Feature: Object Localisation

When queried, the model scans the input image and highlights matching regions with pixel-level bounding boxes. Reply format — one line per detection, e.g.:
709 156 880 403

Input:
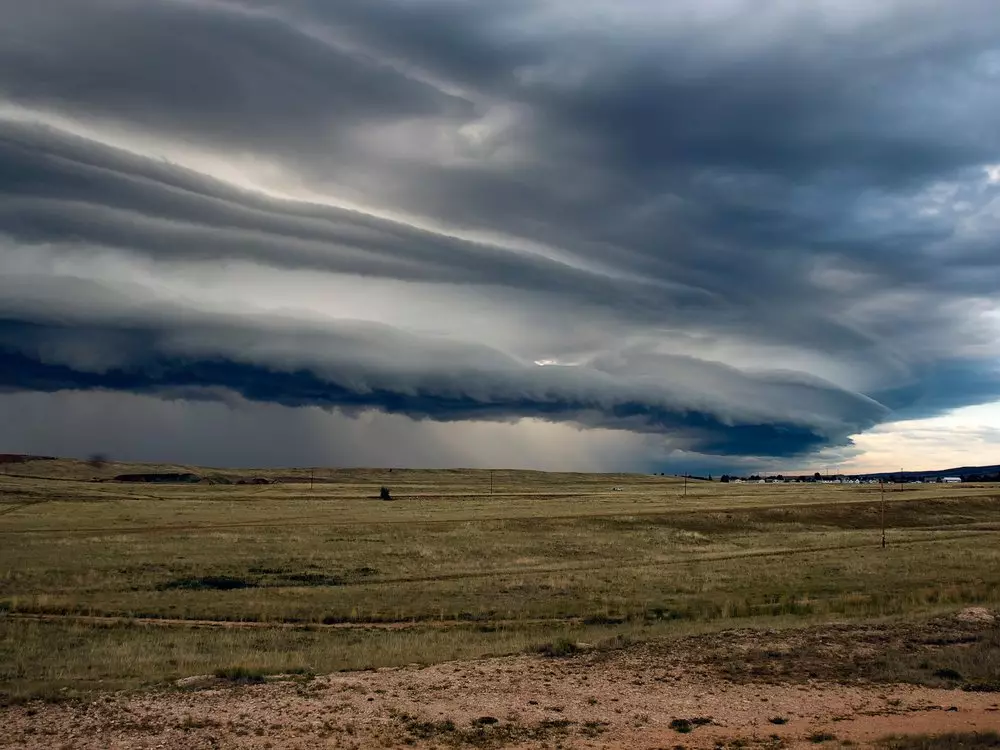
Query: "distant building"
941 476 962 483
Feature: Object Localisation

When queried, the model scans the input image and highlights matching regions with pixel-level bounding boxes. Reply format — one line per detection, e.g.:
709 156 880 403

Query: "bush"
809 732 837 743
933 668 963 681
213 666 266 684
379 486 392 500
534 638 580 657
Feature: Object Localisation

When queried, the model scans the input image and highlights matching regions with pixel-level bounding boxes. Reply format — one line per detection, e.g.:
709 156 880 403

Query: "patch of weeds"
0 687 81 707
160 575 254 591
646 605 681 621
580 721 610 737
597 633 636 652
534 637 580 657
933 668 963 681
963 681 1000 693
876 732 1000 749
397 713 574 747
213 666 267 685
671 717 712 734
178 715 218 731
715 737 788 749
808 732 837 743
538 719 574 731
282 572 344 586
582 613 626 625
400 716 457 739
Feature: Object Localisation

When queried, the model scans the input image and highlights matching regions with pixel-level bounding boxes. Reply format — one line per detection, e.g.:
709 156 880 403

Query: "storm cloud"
1 0 998 468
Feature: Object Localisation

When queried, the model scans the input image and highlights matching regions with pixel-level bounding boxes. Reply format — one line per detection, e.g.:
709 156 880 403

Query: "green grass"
2 457 999 701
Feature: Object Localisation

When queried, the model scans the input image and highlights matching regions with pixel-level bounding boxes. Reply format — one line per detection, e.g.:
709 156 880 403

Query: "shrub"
213 666 266 684
809 732 837 743
933 668 963 681
535 638 580 657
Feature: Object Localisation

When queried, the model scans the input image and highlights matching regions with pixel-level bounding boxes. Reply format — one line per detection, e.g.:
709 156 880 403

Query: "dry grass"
632 612 1000 693
2 456 999 702
877 732 1000 748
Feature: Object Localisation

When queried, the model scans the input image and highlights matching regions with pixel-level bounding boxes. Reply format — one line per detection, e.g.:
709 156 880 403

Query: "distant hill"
852 464 1000 481
0 454 682 486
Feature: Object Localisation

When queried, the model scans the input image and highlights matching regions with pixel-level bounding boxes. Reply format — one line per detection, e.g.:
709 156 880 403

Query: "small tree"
379 486 392 501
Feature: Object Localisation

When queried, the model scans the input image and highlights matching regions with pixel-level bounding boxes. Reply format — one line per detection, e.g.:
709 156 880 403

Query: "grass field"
2 457 999 704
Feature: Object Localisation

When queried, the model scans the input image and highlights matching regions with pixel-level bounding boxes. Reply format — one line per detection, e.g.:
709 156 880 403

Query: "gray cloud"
0 0 470 151
0 278 886 456
0 0 998 468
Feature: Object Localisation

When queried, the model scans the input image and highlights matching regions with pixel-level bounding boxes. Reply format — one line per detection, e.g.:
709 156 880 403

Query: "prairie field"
2 456 1000 711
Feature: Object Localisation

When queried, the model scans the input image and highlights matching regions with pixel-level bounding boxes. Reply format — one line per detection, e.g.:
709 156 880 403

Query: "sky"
1 0 999 474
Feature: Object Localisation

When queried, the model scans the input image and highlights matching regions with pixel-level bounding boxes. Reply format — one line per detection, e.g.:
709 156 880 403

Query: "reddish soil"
4 624 999 750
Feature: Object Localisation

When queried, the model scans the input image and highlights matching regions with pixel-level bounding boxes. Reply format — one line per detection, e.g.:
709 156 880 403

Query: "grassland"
2 457 999 703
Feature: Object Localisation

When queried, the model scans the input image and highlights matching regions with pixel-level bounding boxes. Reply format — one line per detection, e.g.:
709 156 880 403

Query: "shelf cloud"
1 0 998 468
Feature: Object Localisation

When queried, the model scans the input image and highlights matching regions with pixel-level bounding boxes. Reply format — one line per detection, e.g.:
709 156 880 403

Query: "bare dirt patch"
3 616 999 749
957 607 997 624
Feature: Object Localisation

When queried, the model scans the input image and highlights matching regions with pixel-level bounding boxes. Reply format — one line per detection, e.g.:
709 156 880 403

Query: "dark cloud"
0 0 470 150
0 389 669 471
0 302 885 457
0 0 998 467
872 360 1000 420
0 120 713 320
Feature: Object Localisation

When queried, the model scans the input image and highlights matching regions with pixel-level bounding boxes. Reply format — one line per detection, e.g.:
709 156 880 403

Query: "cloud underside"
1 0 999 465
0 312 885 457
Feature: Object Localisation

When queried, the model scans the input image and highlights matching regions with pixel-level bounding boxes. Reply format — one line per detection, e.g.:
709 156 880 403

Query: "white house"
941 476 962 483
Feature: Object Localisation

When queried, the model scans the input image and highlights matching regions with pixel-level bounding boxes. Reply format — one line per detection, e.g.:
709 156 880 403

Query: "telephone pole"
490 470 494 497
684 474 688 497
880 480 886 548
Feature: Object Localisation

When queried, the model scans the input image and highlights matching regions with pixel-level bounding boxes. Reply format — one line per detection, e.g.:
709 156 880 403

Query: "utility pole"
684 474 688 497
310 468 314 491
490 469 494 497
881 480 886 548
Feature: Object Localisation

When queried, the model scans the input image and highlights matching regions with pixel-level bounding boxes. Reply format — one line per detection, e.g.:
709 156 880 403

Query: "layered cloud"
1 0 998 467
